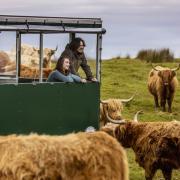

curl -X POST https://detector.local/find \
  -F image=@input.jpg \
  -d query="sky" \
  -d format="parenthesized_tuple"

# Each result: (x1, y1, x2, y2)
(0, 0, 180, 59)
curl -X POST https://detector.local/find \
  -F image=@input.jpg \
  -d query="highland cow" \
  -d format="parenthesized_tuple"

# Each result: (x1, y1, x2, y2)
(2, 64, 52, 79)
(2, 44, 57, 77)
(101, 112, 180, 180)
(0, 132, 128, 180)
(148, 64, 179, 112)
(100, 94, 135, 127)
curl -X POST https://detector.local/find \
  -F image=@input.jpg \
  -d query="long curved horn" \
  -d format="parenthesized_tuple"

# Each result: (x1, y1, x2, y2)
(33, 47, 39, 51)
(54, 45, 58, 51)
(100, 100, 108, 104)
(171, 63, 180, 71)
(151, 63, 160, 71)
(120, 93, 136, 103)
(133, 110, 143, 122)
(105, 111, 126, 124)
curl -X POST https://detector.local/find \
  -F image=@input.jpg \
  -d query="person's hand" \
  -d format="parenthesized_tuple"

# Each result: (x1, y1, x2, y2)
(81, 78, 87, 83)
(91, 77, 98, 82)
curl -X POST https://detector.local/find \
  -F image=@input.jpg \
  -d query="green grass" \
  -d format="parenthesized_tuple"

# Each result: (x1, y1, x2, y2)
(99, 59, 180, 180)
(59, 59, 180, 179)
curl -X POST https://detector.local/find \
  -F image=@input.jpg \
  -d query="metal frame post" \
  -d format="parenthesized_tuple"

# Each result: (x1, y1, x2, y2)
(69, 33, 75, 43)
(96, 34, 102, 82)
(16, 31, 21, 83)
(39, 33, 43, 82)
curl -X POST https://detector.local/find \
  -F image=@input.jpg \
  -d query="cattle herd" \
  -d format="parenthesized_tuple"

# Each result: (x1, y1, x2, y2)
(0, 50, 180, 179)
(0, 44, 56, 78)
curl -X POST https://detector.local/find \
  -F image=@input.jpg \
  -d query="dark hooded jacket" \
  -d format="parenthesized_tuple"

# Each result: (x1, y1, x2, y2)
(59, 44, 93, 80)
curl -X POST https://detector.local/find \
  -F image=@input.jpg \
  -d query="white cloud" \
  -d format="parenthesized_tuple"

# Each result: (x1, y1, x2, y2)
(0, 0, 180, 58)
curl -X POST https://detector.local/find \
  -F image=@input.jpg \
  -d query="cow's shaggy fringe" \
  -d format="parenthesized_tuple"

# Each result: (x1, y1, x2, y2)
(156, 135, 180, 170)
(0, 132, 128, 180)
(100, 99, 123, 127)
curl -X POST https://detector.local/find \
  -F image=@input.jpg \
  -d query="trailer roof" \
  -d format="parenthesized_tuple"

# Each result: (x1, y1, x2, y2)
(0, 15, 106, 34)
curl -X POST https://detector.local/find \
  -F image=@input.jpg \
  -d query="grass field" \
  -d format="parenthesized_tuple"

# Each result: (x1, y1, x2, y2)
(83, 59, 180, 180)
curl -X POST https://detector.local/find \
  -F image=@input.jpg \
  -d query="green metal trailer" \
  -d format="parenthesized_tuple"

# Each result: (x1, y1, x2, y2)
(0, 15, 106, 135)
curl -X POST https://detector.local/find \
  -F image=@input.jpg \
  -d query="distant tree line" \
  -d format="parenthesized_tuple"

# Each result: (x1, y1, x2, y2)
(113, 54, 131, 60)
(136, 48, 174, 62)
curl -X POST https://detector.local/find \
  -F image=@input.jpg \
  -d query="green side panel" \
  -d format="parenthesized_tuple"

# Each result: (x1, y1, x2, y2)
(0, 82, 99, 135)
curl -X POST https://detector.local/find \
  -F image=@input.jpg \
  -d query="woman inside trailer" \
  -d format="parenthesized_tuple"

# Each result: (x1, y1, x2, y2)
(47, 56, 86, 83)
(59, 37, 97, 82)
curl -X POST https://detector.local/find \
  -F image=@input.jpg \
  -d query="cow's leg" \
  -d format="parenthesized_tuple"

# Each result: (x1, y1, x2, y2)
(167, 94, 174, 113)
(153, 95, 159, 109)
(167, 98, 172, 113)
(160, 98, 166, 112)
(145, 167, 156, 180)
(161, 101, 166, 112)
(162, 168, 172, 180)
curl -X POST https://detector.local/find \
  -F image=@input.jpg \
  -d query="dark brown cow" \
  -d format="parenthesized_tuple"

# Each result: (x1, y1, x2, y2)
(156, 135, 180, 170)
(148, 64, 179, 112)
(101, 112, 180, 180)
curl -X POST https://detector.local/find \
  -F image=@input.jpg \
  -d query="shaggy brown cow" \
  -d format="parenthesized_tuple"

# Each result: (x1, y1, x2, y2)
(2, 64, 52, 79)
(156, 135, 180, 170)
(2, 44, 57, 74)
(100, 94, 135, 127)
(0, 132, 129, 180)
(20, 65, 52, 79)
(101, 113, 180, 180)
(148, 64, 179, 112)
(21, 44, 58, 68)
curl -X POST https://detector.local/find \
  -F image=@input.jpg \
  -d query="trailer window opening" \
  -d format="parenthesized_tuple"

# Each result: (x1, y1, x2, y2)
(0, 15, 105, 84)
(0, 15, 105, 134)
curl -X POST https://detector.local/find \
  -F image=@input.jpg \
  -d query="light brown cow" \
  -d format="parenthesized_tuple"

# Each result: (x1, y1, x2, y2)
(20, 65, 52, 79)
(100, 94, 135, 127)
(18, 44, 58, 68)
(148, 64, 179, 112)
(2, 44, 57, 71)
(41, 46, 58, 68)
(2, 64, 52, 79)
(0, 51, 11, 72)
(0, 132, 128, 180)
(101, 112, 180, 180)
(1, 45, 57, 78)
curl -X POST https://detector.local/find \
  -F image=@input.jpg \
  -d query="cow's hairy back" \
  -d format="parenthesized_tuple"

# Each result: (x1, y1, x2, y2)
(0, 132, 129, 180)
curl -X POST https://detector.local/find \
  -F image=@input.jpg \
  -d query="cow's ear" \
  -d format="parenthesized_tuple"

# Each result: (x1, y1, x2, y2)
(149, 72, 154, 77)
(158, 71, 162, 77)
(172, 71, 176, 77)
